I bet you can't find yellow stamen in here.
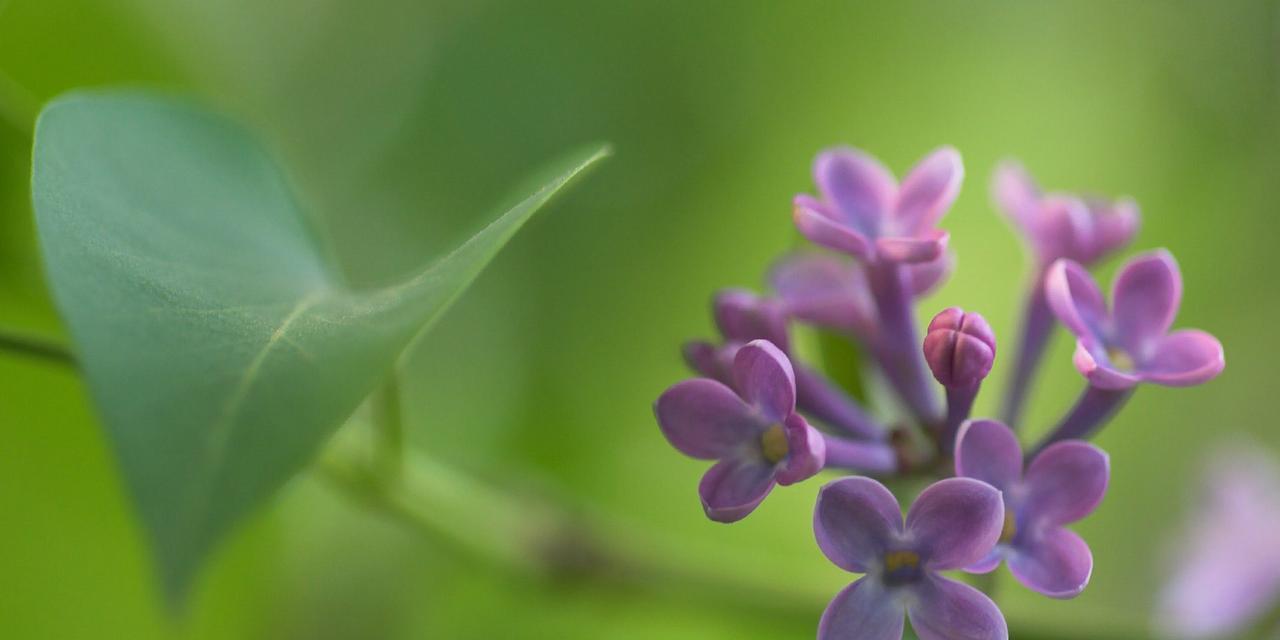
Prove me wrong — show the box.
[999,511,1017,544]
[884,550,921,572]
[761,424,789,463]
[1107,346,1135,372]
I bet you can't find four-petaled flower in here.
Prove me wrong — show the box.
[794,147,963,265]
[1045,250,1225,390]
[815,476,1008,640]
[955,419,1109,598]
[993,160,1139,266]
[655,340,825,522]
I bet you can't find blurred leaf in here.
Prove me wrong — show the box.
[31,91,608,603]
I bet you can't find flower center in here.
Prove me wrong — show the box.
[999,511,1017,544]
[1106,346,1136,372]
[881,550,922,586]
[760,424,789,464]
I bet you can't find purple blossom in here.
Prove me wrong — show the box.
[955,420,1109,599]
[995,161,1141,428]
[1156,445,1280,639]
[793,147,962,265]
[994,160,1139,267]
[685,288,886,441]
[814,476,1008,640]
[1045,250,1224,390]
[655,340,825,522]
[768,251,952,341]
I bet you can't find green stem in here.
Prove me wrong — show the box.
[317,429,828,617]
[319,434,556,574]
[371,373,405,476]
[0,327,76,367]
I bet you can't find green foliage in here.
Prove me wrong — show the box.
[31,91,607,602]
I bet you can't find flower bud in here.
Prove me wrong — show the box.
[923,307,996,388]
[712,289,790,352]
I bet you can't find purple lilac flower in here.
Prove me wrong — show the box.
[1156,444,1280,639]
[993,160,1139,268]
[683,289,885,440]
[955,420,1108,599]
[656,340,825,522]
[923,308,996,451]
[1035,250,1225,449]
[768,251,952,342]
[793,147,961,266]
[1046,249,1223,390]
[994,160,1140,429]
[814,476,1008,640]
[792,146,962,427]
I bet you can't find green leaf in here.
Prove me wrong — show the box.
[31,91,608,604]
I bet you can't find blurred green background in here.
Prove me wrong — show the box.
[1,1,1276,638]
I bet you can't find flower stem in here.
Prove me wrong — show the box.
[1030,385,1133,457]
[794,363,886,440]
[867,264,941,428]
[0,326,76,367]
[1001,273,1054,429]
[821,433,898,474]
[939,383,978,456]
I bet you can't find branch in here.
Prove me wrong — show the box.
[0,327,76,367]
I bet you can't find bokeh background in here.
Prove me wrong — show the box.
[1,1,1277,638]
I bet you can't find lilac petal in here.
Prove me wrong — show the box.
[776,413,825,485]
[795,196,877,261]
[814,477,904,573]
[818,578,906,640]
[1007,527,1093,599]
[814,147,897,235]
[731,340,796,422]
[768,252,876,335]
[909,251,954,297]
[699,457,777,523]
[966,549,1003,574]
[655,378,760,459]
[992,159,1041,228]
[1023,441,1109,526]
[1112,250,1182,351]
[895,146,963,235]
[713,289,790,351]
[682,340,733,384]
[1072,340,1141,390]
[906,478,1004,571]
[907,574,1008,640]
[1034,197,1092,262]
[875,230,949,264]
[1045,259,1107,341]
[1083,197,1140,262]
[1139,329,1225,387]
[954,420,1023,491]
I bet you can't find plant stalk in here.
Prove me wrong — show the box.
[0,327,76,367]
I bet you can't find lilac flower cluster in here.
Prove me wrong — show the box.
[654,146,1225,639]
